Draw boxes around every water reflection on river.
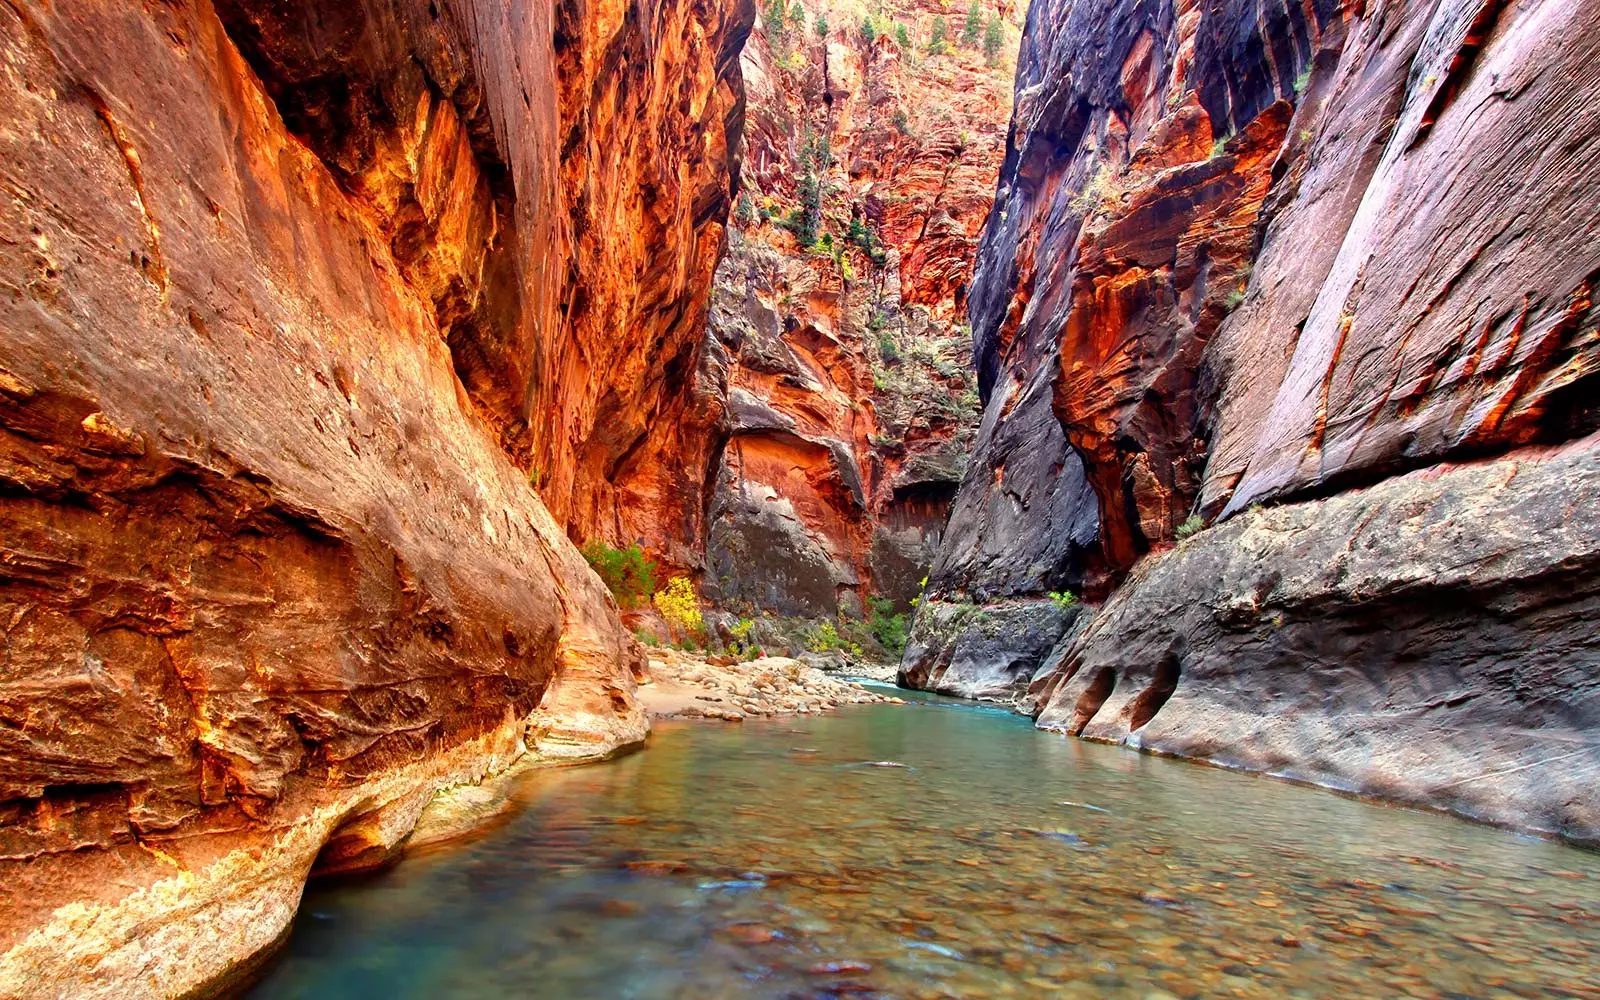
[250,689,1598,999]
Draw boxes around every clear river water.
[248,688,1598,999]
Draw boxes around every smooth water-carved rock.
[1033,436,1600,845]
[912,0,1600,838]
[0,0,741,993]
[899,598,1074,700]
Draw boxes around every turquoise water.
[248,691,1598,999]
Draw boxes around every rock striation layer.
[0,0,748,994]
[909,0,1600,839]
[624,0,1022,616]
[1032,435,1600,843]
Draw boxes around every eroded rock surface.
[910,0,1600,837]
[1032,436,1600,845]
[0,0,745,993]
[898,598,1075,700]
[684,0,1021,616]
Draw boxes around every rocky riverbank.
[638,650,900,721]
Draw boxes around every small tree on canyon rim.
[983,15,1003,65]
[927,15,949,54]
[961,0,983,47]
[763,0,786,38]
[763,0,791,60]
[815,12,828,36]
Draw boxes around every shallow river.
[249,689,1598,999]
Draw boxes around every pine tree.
[983,15,1003,65]
[814,12,828,36]
[927,15,949,54]
[762,0,786,49]
[894,22,911,48]
[961,0,983,47]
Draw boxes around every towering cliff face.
[910,0,1600,842]
[0,0,749,995]
[676,0,1020,618]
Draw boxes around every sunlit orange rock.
[689,0,1020,615]
[0,0,746,993]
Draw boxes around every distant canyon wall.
[0,0,749,995]
[907,0,1600,843]
[624,0,1022,618]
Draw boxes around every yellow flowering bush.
[652,577,704,642]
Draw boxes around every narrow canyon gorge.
[0,0,1596,996]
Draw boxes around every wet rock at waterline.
[0,0,746,994]
[898,598,1078,700]
[902,0,1600,840]
[1032,437,1600,845]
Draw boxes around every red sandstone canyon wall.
[687,0,1021,618]
[0,0,749,994]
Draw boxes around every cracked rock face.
[909,0,1600,837]
[0,0,743,994]
[687,0,1022,616]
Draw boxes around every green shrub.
[728,617,757,659]
[875,328,901,363]
[868,596,909,656]
[581,541,657,609]
[807,620,841,652]
[778,170,822,245]
[1070,165,1111,214]
[633,628,662,648]
[1175,514,1204,540]
[1047,590,1079,610]
[814,12,827,36]
[926,15,949,53]
[894,22,911,48]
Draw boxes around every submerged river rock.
[249,697,1600,999]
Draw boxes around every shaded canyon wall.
[0,0,750,994]
[906,0,1600,843]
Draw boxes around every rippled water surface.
[250,690,1599,999]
